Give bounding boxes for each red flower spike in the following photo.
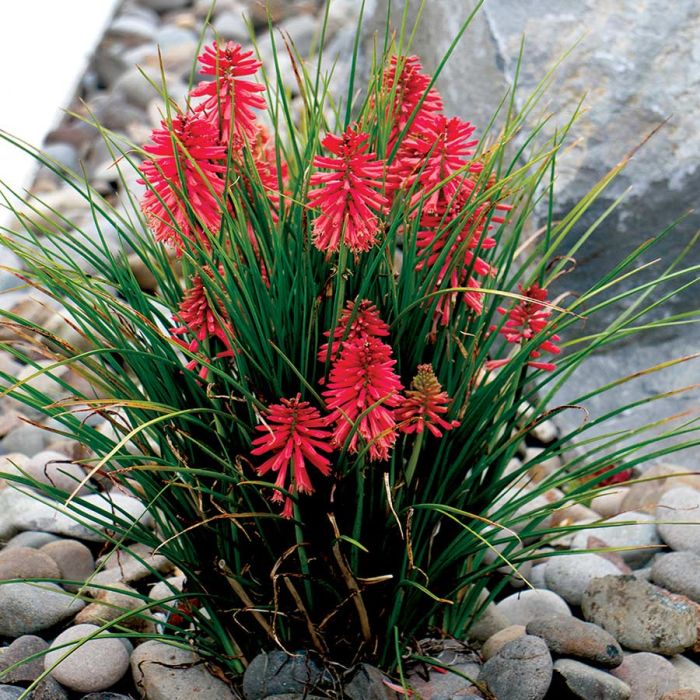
[415,172,509,329]
[487,283,561,372]
[317,299,390,363]
[171,267,233,347]
[251,394,334,518]
[396,365,460,438]
[191,41,266,140]
[402,115,478,214]
[139,114,227,253]
[170,267,235,379]
[250,125,287,221]
[323,337,403,462]
[388,117,484,324]
[307,127,388,256]
[381,55,444,152]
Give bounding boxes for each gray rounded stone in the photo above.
[344,663,407,700]
[22,677,67,699]
[571,511,662,567]
[467,600,512,642]
[4,362,73,422]
[140,0,190,12]
[0,424,53,458]
[40,539,95,591]
[552,658,631,699]
[274,15,318,57]
[661,690,700,700]
[0,453,29,481]
[529,562,548,589]
[41,143,80,175]
[482,625,526,660]
[80,694,135,700]
[75,583,148,631]
[44,624,129,693]
[131,640,235,700]
[243,651,327,700]
[0,250,22,293]
[657,488,700,554]
[670,655,700,692]
[0,634,48,682]
[0,488,154,545]
[495,589,571,626]
[153,26,197,51]
[610,652,679,699]
[25,451,90,495]
[87,545,171,594]
[479,635,553,700]
[3,531,61,549]
[76,491,154,532]
[581,575,697,655]
[108,14,158,41]
[88,93,148,133]
[0,489,99,542]
[148,575,185,608]
[651,552,700,603]
[544,553,622,605]
[526,614,623,668]
[112,66,163,110]
[407,667,481,698]
[0,582,84,637]
[0,686,23,700]
[622,465,700,513]
[213,11,249,42]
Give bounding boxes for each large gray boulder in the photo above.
[364,0,700,466]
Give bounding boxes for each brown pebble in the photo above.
[0,546,61,581]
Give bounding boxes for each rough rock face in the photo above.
[364,0,700,465]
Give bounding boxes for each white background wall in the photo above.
[0,1,118,195]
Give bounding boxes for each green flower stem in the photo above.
[351,458,366,573]
[293,501,313,609]
[331,244,349,347]
[404,430,425,487]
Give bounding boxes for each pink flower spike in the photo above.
[382,55,444,151]
[251,394,334,517]
[307,127,388,256]
[171,267,233,346]
[401,115,478,215]
[396,364,460,438]
[323,336,403,461]
[139,114,227,253]
[317,299,390,363]
[191,41,266,140]
[488,283,562,372]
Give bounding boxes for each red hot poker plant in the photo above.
[131,35,558,656]
[7,8,691,685]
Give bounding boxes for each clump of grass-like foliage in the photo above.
[0,0,698,690]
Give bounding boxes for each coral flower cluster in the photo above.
[136,41,560,516]
[255,300,459,514]
[306,54,512,326]
[139,114,227,251]
[487,283,561,371]
[396,364,461,437]
[251,395,333,518]
[307,128,388,255]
